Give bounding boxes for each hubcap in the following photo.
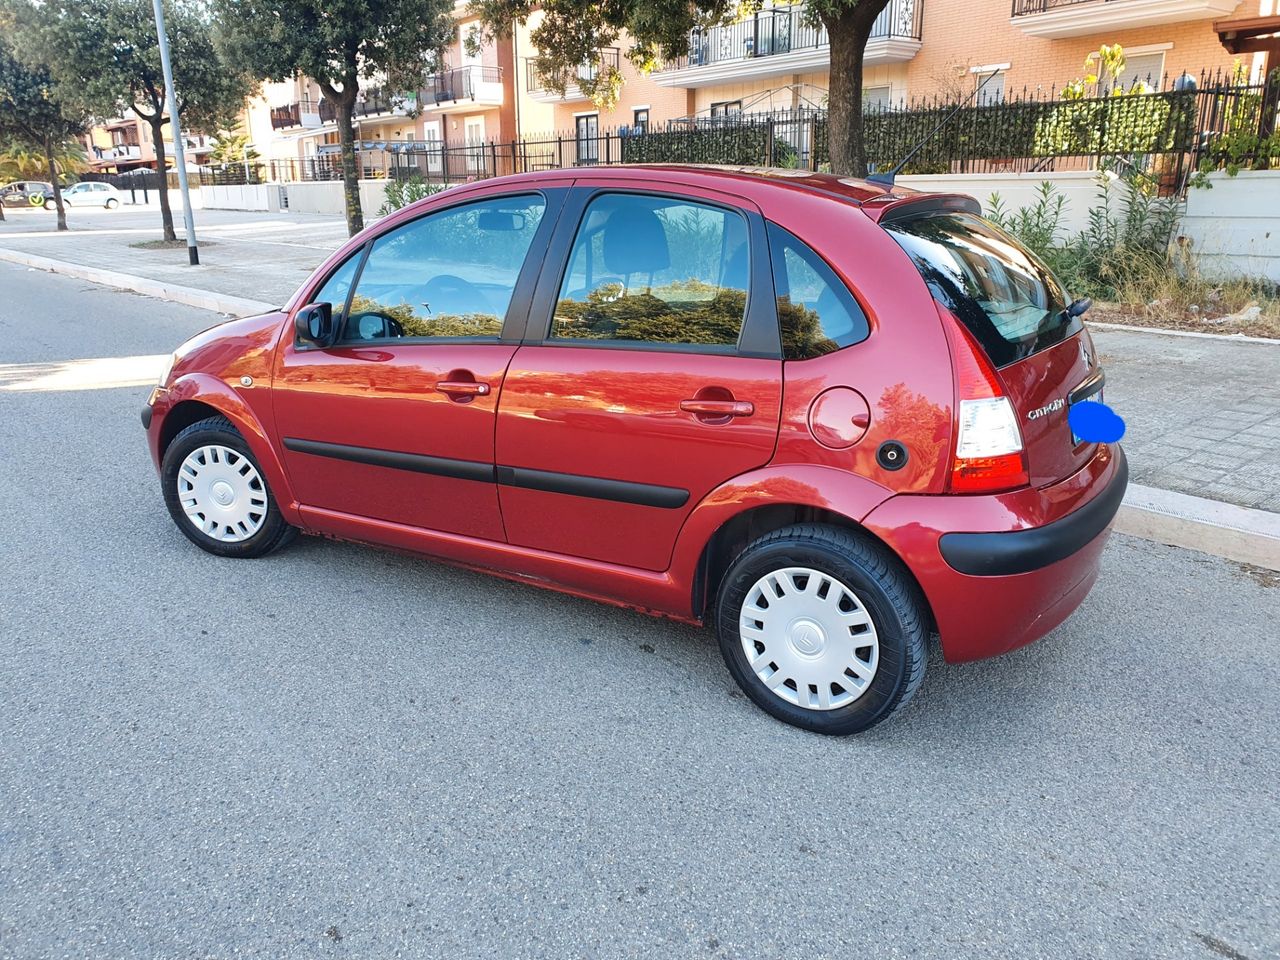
[739,567,879,711]
[177,444,267,543]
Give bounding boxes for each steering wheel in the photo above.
[423,274,486,316]
[346,310,405,341]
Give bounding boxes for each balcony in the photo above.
[526,49,621,103]
[1010,0,1238,38]
[352,88,419,120]
[424,65,504,113]
[656,0,922,89]
[270,99,325,130]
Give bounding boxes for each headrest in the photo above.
[602,205,671,276]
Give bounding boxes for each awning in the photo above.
[1215,15,1280,58]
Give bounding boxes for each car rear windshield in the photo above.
[884,210,1079,367]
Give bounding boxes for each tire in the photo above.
[42,198,53,210]
[160,415,297,559]
[714,523,927,736]
[105,198,119,209]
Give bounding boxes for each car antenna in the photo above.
[866,68,1003,189]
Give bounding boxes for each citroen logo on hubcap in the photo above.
[788,619,827,658]
[211,480,235,507]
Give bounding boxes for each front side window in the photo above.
[550,193,750,349]
[768,223,869,359]
[337,194,546,342]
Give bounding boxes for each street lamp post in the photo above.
[150,0,199,266]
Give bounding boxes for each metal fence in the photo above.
[190,68,1277,196]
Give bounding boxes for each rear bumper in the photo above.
[862,445,1127,663]
[938,449,1128,575]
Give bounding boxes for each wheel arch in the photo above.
[691,503,933,631]
[671,462,938,632]
[155,376,299,523]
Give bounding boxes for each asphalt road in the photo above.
[1,261,1276,960]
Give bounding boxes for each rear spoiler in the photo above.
[862,193,982,224]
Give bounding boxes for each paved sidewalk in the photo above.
[3,204,1278,520]
[0,204,346,306]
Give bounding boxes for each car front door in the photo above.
[493,183,783,572]
[272,188,564,541]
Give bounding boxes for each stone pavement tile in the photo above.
[1092,327,1280,514]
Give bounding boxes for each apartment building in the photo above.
[80,115,215,175]
[525,0,1276,135]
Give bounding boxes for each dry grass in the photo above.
[1092,269,1280,339]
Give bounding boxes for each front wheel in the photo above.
[160,415,297,558]
[715,524,928,736]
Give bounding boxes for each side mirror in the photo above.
[295,302,336,348]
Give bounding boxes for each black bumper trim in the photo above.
[938,447,1128,577]
[140,405,153,430]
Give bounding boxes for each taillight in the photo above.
[940,308,1029,493]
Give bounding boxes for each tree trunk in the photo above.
[335,98,363,236]
[45,137,67,232]
[149,115,177,242]
[823,2,888,178]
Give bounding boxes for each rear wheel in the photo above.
[715,523,927,736]
[161,416,297,558]
[42,198,53,210]
[105,198,119,209]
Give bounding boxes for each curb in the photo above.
[1089,320,1280,345]
[0,247,275,317]
[1117,484,1280,571]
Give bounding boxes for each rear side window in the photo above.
[767,223,869,359]
[884,211,1076,367]
[550,193,750,349]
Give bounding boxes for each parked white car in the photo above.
[48,181,123,209]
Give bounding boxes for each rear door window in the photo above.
[550,192,750,350]
[884,211,1077,367]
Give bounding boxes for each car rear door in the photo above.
[493,181,783,572]
[271,188,565,541]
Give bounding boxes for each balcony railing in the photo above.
[526,48,621,95]
[669,0,921,70]
[424,65,504,104]
[1013,0,1102,13]
[270,103,301,129]
[352,88,411,118]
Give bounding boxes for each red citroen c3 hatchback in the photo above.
[142,166,1126,735]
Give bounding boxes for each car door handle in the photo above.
[436,380,490,398]
[679,399,754,418]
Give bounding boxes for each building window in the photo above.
[633,108,650,134]
[863,86,892,113]
[972,66,1007,104]
[710,100,743,118]
[1116,51,1166,92]
[575,114,599,164]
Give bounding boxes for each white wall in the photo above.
[1180,170,1280,283]
[283,180,390,218]
[202,183,283,212]
[897,171,1107,238]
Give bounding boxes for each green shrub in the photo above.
[988,176,1181,300]
[378,175,447,215]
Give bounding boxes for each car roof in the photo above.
[445,164,976,221]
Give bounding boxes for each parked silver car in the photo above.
[49,181,123,209]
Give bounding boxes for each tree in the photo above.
[471,0,892,177]
[0,39,90,231]
[5,0,254,240]
[214,0,456,236]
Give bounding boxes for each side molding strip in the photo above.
[283,438,690,510]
